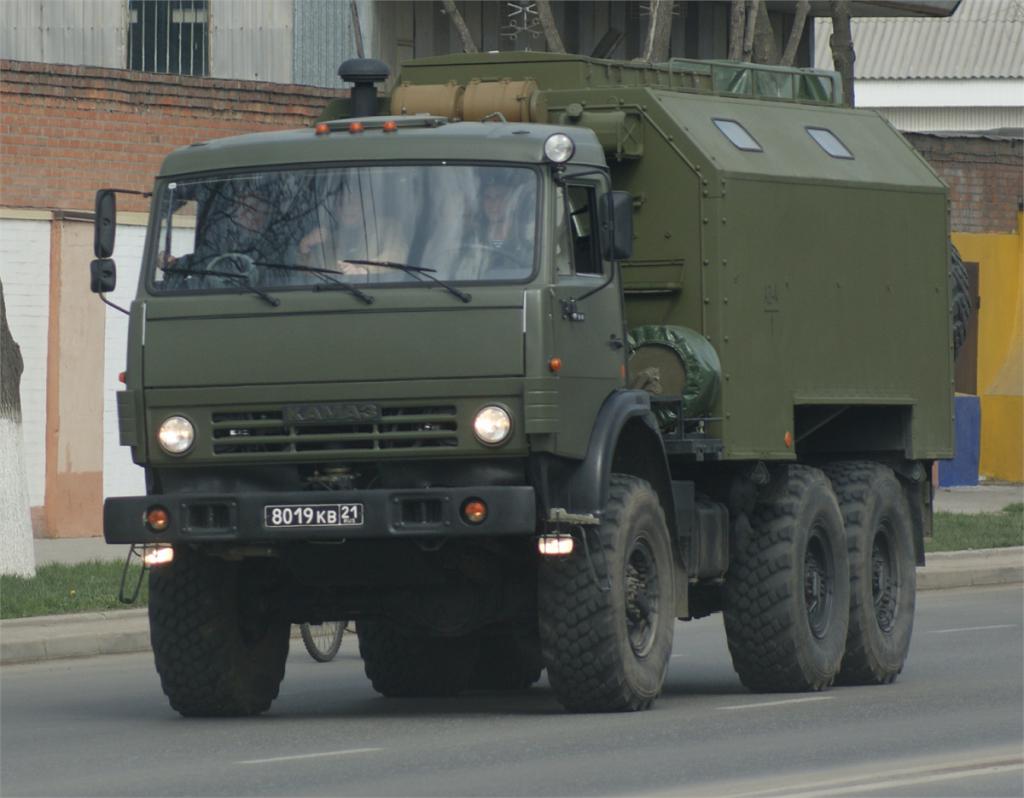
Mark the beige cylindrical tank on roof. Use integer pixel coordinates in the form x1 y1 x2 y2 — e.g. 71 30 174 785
391 81 464 120
462 79 544 122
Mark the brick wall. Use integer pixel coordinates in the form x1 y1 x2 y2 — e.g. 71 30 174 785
1 60 341 214
907 132 1024 235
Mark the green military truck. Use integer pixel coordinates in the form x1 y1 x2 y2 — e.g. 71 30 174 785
93 52 955 716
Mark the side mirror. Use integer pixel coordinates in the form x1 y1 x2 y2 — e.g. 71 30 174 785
600 191 633 261
94 189 117 258
90 258 116 294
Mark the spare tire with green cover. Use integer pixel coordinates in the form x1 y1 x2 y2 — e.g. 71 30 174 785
628 325 721 429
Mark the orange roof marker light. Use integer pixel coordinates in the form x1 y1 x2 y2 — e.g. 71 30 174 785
382 120 398 133
349 121 365 134
314 122 330 136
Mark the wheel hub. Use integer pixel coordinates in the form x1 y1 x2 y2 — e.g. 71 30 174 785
804 530 834 639
871 527 898 633
625 536 660 657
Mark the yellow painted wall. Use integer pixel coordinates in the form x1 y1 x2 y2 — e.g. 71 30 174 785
953 214 1024 482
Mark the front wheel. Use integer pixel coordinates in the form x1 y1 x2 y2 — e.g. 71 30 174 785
724 465 850 692
539 474 675 712
149 547 290 717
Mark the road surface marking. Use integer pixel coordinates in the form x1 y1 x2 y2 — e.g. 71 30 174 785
927 624 1017 634
773 761 1023 797
718 696 833 711
238 747 383 765
714 753 1023 798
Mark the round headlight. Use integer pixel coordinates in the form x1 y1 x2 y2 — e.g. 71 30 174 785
544 133 575 164
473 406 512 446
158 416 195 455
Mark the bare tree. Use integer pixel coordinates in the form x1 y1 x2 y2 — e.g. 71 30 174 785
830 0 856 106
535 0 566 53
442 1 479 53
742 0 760 61
640 0 676 63
728 0 746 60
780 0 810 66
0 278 35 577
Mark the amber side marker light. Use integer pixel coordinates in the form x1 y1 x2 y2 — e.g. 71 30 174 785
145 506 170 532
548 357 563 373
462 499 488 524
349 121 365 134
538 534 574 556
143 546 174 566
314 122 330 135
784 430 794 448
118 371 126 384
382 120 398 132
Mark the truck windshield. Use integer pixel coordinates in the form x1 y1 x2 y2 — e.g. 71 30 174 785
149 164 538 293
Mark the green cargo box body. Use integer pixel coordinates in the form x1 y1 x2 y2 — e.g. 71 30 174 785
398 53 954 462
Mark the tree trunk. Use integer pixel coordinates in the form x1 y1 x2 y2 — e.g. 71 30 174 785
830 0 856 107
535 0 566 54
349 0 365 58
780 0 810 66
751 0 779 64
728 0 746 60
742 0 759 62
0 278 35 577
442 1 479 54
640 0 675 63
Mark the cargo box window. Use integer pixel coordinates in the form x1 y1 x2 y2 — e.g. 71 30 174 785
712 119 762 153
807 127 854 159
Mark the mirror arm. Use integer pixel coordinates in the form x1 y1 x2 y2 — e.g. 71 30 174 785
99 294 130 316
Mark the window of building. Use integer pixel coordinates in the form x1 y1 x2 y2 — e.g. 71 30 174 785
807 127 854 159
712 119 762 152
128 0 209 76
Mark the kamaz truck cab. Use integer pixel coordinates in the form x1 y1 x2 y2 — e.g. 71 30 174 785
95 53 952 717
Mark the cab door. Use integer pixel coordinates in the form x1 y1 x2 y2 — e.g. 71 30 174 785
549 180 628 457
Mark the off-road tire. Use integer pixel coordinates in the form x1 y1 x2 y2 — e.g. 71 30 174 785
538 474 675 712
824 461 916 685
148 547 290 717
951 243 971 361
470 633 543 691
724 465 850 692
357 619 478 697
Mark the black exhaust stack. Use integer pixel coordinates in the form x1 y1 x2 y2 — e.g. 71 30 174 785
338 58 390 118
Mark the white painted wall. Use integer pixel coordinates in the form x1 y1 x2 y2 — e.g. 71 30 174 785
103 225 147 499
0 218 51 508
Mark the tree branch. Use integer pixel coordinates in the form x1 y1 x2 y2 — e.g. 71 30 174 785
442 0 479 53
830 0 856 106
535 0 566 54
641 0 675 63
780 0 810 66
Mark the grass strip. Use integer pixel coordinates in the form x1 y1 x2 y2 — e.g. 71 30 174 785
1 560 148 620
928 502 1023 553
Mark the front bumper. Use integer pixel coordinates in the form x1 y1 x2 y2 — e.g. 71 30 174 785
104 486 537 545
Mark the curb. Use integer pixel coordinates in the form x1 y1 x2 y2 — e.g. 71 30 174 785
3 549 1021 666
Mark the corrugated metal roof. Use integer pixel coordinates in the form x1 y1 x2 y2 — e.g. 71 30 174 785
815 0 1024 79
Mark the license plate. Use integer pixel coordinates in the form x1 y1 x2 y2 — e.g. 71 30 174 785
264 503 363 528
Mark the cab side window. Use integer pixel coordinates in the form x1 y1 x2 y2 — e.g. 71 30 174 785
564 184 603 276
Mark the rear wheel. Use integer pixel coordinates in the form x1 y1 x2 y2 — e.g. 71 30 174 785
538 474 675 712
149 547 290 717
825 462 916 684
724 465 850 692
357 619 478 697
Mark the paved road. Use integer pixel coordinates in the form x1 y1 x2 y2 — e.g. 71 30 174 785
2 586 1021 797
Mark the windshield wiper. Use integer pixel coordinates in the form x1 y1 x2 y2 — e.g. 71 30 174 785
161 265 280 307
344 259 472 304
255 262 374 305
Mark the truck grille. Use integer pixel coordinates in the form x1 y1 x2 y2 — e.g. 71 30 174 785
211 405 458 456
